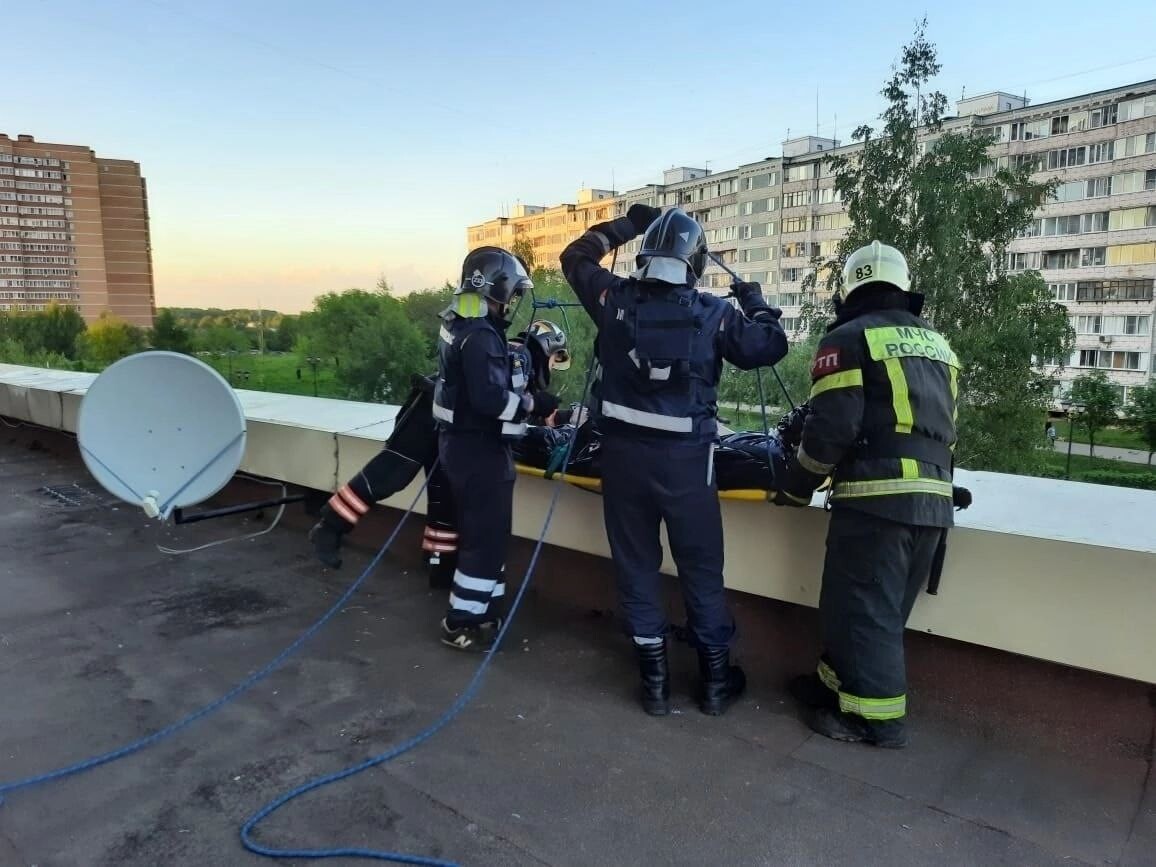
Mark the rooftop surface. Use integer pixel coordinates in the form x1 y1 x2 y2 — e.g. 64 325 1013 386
1 427 1154 867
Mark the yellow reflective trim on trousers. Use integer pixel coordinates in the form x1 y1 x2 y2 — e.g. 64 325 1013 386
831 477 953 499
839 692 907 720
883 357 914 434
817 660 840 692
810 368 863 399
900 458 919 480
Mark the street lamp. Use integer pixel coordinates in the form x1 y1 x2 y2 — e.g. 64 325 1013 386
1060 399 1086 479
305 356 323 397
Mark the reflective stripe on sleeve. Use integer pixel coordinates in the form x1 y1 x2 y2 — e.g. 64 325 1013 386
810 368 863 399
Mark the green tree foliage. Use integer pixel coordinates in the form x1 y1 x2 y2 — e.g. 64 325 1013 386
803 21 1073 474
402 283 456 355
78 311 146 367
265 314 299 352
0 304 86 360
301 286 427 402
511 236 537 271
149 308 193 353
195 325 249 355
1123 384 1156 466
1069 371 1120 459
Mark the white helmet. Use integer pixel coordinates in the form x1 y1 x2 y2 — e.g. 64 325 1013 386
842 241 911 299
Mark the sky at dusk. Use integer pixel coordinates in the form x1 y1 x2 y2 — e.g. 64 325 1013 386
7 0 1156 312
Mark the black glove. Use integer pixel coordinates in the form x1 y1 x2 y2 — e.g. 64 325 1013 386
731 281 780 322
952 486 972 511
531 391 560 419
775 403 811 449
627 204 662 234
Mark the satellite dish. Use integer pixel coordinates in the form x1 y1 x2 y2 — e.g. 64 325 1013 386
78 351 247 520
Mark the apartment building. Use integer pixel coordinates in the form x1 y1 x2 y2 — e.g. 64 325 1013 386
0 134 155 328
466 188 617 271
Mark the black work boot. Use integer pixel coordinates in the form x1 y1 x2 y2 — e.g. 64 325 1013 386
697 646 746 716
807 708 908 749
787 673 839 711
633 640 670 716
309 505 350 569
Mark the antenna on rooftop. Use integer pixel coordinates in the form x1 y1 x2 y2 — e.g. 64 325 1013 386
78 351 304 527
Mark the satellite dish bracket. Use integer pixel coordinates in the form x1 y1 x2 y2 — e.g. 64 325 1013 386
172 492 308 525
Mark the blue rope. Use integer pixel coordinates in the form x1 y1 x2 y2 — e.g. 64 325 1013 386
0 470 433 805
239 335 602 865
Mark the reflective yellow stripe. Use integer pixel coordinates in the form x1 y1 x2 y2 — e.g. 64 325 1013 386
839 692 907 720
451 294 485 318
817 660 840 692
883 358 914 434
900 458 919 480
797 444 834 475
831 477 953 499
810 368 863 399
949 365 959 423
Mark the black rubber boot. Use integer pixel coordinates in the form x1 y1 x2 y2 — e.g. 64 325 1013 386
697 646 746 716
634 641 670 716
787 673 839 711
807 708 908 749
309 505 350 569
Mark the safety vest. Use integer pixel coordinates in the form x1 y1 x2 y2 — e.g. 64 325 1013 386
432 315 531 440
594 281 721 442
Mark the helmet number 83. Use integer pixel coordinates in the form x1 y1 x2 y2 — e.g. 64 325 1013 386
855 264 874 280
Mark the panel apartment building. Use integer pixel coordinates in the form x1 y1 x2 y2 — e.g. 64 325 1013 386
468 78 1156 404
0 134 155 328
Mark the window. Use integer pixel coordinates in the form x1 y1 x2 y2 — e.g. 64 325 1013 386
781 216 807 233
1090 105 1118 128
1078 350 1145 371
1147 169 1156 191
1117 132 1156 158
1010 120 1049 140
1108 207 1155 231
1088 141 1114 164
1051 115 1069 135
1123 315 1150 335
812 213 851 231
1082 212 1109 233
1118 95 1156 122
1087 176 1113 197
739 247 770 263
776 293 805 307
1054 180 1087 202
785 164 817 182
1076 278 1154 301
782 190 812 208
1007 252 1040 271
1112 171 1150 194
1042 249 1080 269
781 267 808 282
780 242 818 259
1080 246 1106 266
815 187 841 204
1075 315 1102 334
1046 146 1085 169
1049 282 1077 301
1011 153 1044 173
1107 243 1156 266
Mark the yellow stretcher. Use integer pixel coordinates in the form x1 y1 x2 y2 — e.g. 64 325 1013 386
514 463 828 501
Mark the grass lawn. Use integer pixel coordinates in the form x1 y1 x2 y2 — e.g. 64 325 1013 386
1047 418 1148 451
199 352 343 398
1041 450 1154 476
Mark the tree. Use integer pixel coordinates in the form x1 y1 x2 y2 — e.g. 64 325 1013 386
511 236 537 272
300 287 427 402
149 308 193 353
266 314 299 352
36 303 86 358
402 283 456 355
195 325 249 355
1069 371 1119 459
78 311 146 367
1123 383 1156 466
803 22 1073 474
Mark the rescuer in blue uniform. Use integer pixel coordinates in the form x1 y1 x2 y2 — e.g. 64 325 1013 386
773 241 961 748
561 205 789 716
433 247 559 651
308 321 572 589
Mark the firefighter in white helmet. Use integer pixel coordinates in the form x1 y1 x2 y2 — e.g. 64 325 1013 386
773 240 963 748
